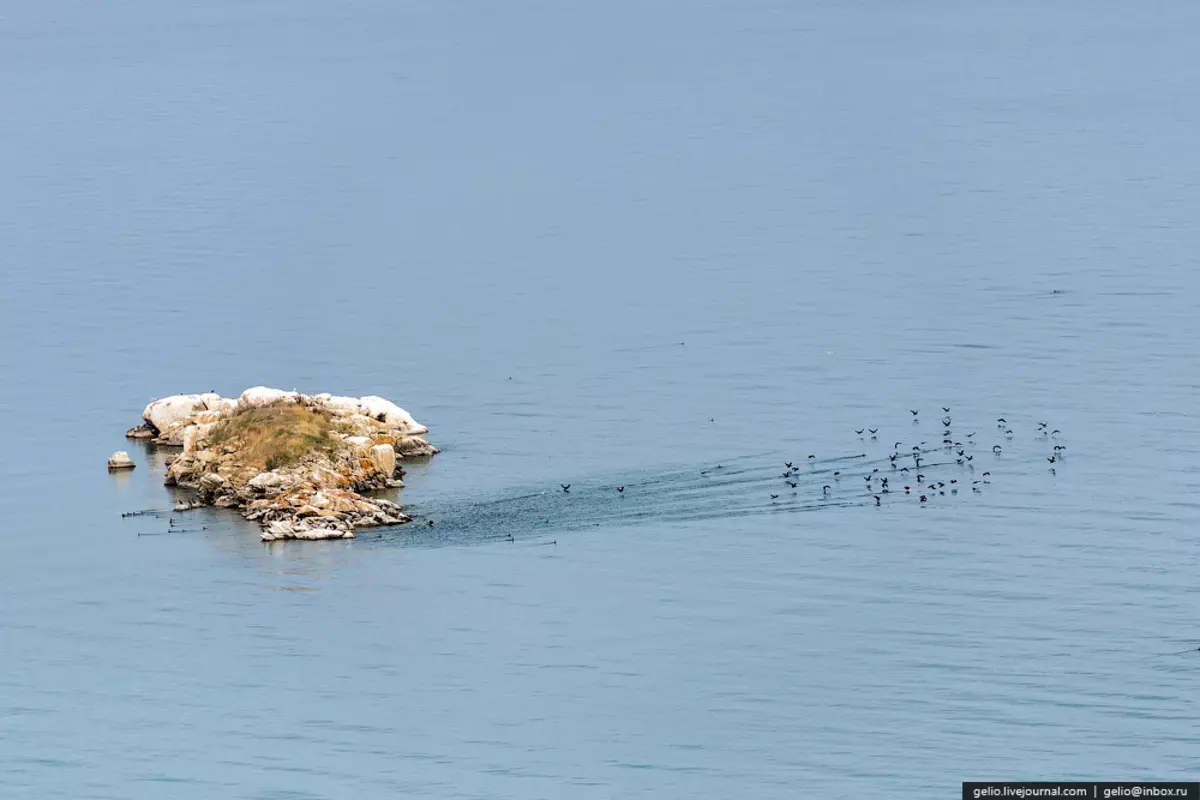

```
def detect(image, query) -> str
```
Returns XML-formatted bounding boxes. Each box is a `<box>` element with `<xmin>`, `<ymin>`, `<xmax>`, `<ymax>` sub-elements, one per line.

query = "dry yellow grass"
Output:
<box><xmin>208</xmin><ymin>402</ymin><xmax>342</xmax><ymax>472</ymax></box>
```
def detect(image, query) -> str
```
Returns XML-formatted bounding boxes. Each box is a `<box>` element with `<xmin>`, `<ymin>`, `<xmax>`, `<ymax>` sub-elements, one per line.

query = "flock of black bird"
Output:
<box><xmin>549</xmin><ymin>406</ymin><xmax>1067</xmax><ymax>512</ymax></box>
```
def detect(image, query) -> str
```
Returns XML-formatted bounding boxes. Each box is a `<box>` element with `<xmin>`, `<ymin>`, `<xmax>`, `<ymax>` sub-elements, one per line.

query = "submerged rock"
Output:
<box><xmin>107</xmin><ymin>451</ymin><xmax>136</xmax><ymax>470</ymax></box>
<box><xmin>125</xmin><ymin>387</ymin><xmax>435</xmax><ymax>539</ymax></box>
<box><xmin>262</xmin><ymin>525</ymin><xmax>354</xmax><ymax>542</ymax></box>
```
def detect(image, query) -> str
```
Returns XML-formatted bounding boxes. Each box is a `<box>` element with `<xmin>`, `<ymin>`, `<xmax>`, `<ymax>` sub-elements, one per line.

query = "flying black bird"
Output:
<box><xmin>561</xmin><ymin>484</ymin><xmax>571</xmax><ymax>492</ymax></box>
<box><xmin>785</xmin><ymin>462</ymin><xmax>794</xmax><ymax>469</ymax></box>
<box><xmin>917</xmin><ymin>474</ymin><xmax>925</xmax><ymax>482</ymax></box>
<box><xmin>982</xmin><ymin>472</ymin><xmax>991</xmax><ymax>477</ymax></box>
<box><xmin>855</xmin><ymin>429</ymin><xmax>864</xmax><ymax>435</ymax></box>
<box><xmin>880</xmin><ymin>477</ymin><xmax>889</xmax><ymax>487</ymax></box>
<box><xmin>1051</xmin><ymin>429</ymin><xmax>1061</xmax><ymax>436</ymax></box>
<box><xmin>956</xmin><ymin>458</ymin><xmax>964</xmax><ymax>465</ymax></box>
<box><xmin>904</xmin><ymin>486</ymin><xmax>911</xmax><ymax>493</ymax></box>
<box><xmin>889</xmin><ymin>454</ymin><xmax>898</xmax><ymax>463</ymax></box>
<box><xmin>911</xmin><ymin>409</ymin><xmax>919</xmax><ymax>416</ymax></box>
<box><xmin>942</xmin><ymin>407</ymin><xmax>950</xmax><ymax>413</ymax></box>
<box><xmin>993</xmin><ymin>445</ymin><xmax>1002</xmax><ymax>453</ymax></box>
<box><xmin>787</xmin><ymin>481</ymin><xmax>797</xmax><ymax>488</ymax></box>
<box><xmin>901</xmin><ymin>467</ymin><xmax>910</xmax><ymax>473</ymax></box>
<box><xmin>833</xmin><ymin>471</ymin><xmax>841</xmax><ymax>476</ymax></box>
<box><xmin>873</xmin><ymin>495</ymin><xmax>881</xmax><ymax>506</ymax></box>
<box><xmin>942</xmin><ymin>417</ymin><xmax>951</xmax><ymax>427</ymax></box>
<box><xmin>808</xmin><ymin>454</ymin><xmax>816</xmax><ymax>460</ymax></box>
<box><xmin>864</xmin><ymin>475</ymin><xmax>872</xmax><ymax>483</ymax></box>
<box><xmin>919</xmin><ymin>495</ymin><xmax>928</xmax><ymax>502</ymax></box>
<box><xmin>1047</xmin><ymin>456</ymin><xmax>1056</xmax><ymax>463</ymax></box>
<box><xmin>957</xmin><ymin>450</ymin><xmax>965</xmax><ymax>456</ymax></box>
<box><xmin>869</xmin><ymin>428</ymin><xmax>878</xmax><ymax>435</ymax></box>
<box><xmin>967</xmin><ymin>432</ymin><xmax>975</xmax><ymax>438</ymax></box>
<box><xmin>770</xmin><ymin>494</ymin><xmax>779</xmax><ymax>500</ymax></box>
<box><xmin>997</xmin><ymin>417</ymin><xmax>1006</xmax><ymax>423</ymax></box>
<box><xmin>966</xmin><ymin>455</ymin><xmax>974</xmax><ymax>461</ymax></box>
<box><xmin>1038</xmin><ymin>421</ymin><xmax>1048</xmax><ymax>429</ymax></box>
<box><xmin>822</xmin><ymin>485</ymin><xmax>831</xmax><ymax>494</ymax></box>
<box><xmin>617</xmin><ymin>486</ymin><xmax>625</xmax><ymax>493</ymax></box>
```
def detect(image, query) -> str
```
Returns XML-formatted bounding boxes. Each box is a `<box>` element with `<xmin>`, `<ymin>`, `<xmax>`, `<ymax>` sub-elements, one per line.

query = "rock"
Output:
<box><xmin>237</xmin><ymin>386</ymin><xmax>299</xmax><ymax>409</ymax></box>
<box><xmin>107</xmin><ymin>451</ymin><xmax>136</xmax><ymax>470</ymax></box>
<box><xmin>261</xmin><ymin>525</ymin><xmax>354</xmax><ymax>542</ymax></box>
<box><xmin>368</xmin><ymin>444</ymin><xmax>396</xmax><ymax>476</ymax></box>
<box><xmin>358</xmin><ymin>396</ymin><xmax>428</xmax><ymax>435</ymax></box>
<box><xmin>125</xmin><ymin>424</ymin><xmax>155</xmax><ymax>439</ymax></box>
<box><xmin>181</xmin><ymin>423</ymin><xmax>213</xmax><ymax>454</ymax></box>
<box><xmin>142</xmin><ymin>394</ymin><xmax>221</xmax><ymax>435</ymax></box>
<box><xmin>396</xmin><ymin>437</ymin><xmax>440</xmax><ymax>457</ymax></box>
<box><xmin>344</xmin><ymin>436</ymin><xmax>374</xmax><ymax>453</ymax></box>
<box><xmin>198</xmin><ymin>472</ymin><xmax>227</xmax><ymax>492</ymax></box>
<box><xmin>126</xmin><ymin>387</ymin><xmax>437</xmax><ymax>537</ymax></box>
<box><xmin>248</xmin><ymin>471</ymin><xmax>287</xmax><ymax>490</ymax></box>
<box><xmin>314</xmin><ymin>394</ymin><xmax>363</xmax><ymax>417</ymax></box>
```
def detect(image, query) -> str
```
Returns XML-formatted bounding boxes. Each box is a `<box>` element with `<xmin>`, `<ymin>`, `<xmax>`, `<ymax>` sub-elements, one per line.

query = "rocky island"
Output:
<box><xmin>125</xmin><ymin>387</ymin><xmax>437</xmax><ymax>541</ymax></box>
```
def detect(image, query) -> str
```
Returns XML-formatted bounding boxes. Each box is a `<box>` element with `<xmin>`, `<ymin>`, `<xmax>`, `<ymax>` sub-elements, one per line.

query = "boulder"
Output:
<box><xmin>237</xmin><ymin>386</ymin><xmax>299</xmax><ymax>409</ymax></box>
<box><xmin>199</xmin><ymin>472</ymin><xmax>227</xmax><ymax>492</ymax></box>
<box><xmin>125</xmin><ymin>424</ymin><xmax>155</xmax><ymax>439</ymax></box>
<box><xmin>181</xmin><ymin>423</ymin><xmax>213</xmax><ymax>454</ymax></box>
<box><xmin>142</xmin><ymin>394</ymin><xmax>216</xmax><ymax>434</ymax></box>
<box><xmin>248</xmin><ymin>471</ymin><xmax>287</xmax><ymax>490</ymax></box>
<box><xmin>368</xmin><ymin>444</ymin><xmax>396</xmax><ymax>476</ymax></box>
<box><xmin>359</xmin><ymin>396</ymin><xmax>428</xmax><ymax>435</ymax></box>
<box><xmin>261</xmin><ymin>524</ymin><xmax>354</xmax><ymax>542</ymax></box>
<box><xmin>315</xmin><ymin>394</ymin><xmax>363</xmax><ymax>417</ymax></box>
<box><xmin>107</xmin><ymin>451</ymin><xmax>136</xmax><ymax>470</ymax></box>
<box><xmin>344</xmin><ymin>436</ymin><xmax>374</xmax><ymax>452</ymax></box>
<box><xmin>396</xmin><ymin>437</ymin><xmax>439</xmax><ymax>457</ymax></box>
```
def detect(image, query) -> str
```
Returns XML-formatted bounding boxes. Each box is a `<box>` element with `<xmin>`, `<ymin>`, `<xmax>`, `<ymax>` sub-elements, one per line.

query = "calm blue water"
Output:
<box><xmin>4</xmin><ymin>2</ymin><xmax>1200</xmax><ymax>797</ymax></box>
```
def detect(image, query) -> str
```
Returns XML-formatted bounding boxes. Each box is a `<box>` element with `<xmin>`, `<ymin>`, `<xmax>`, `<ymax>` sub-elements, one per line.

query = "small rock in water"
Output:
<box><xmin>107</xmin><ymin>451</ymin><xmax>136</xmax><ymax>471</ymax></box>
<box><xmin>125</xmin><ymin>424</ymin><xmax>155</xmax><ymax>439</ymax></box>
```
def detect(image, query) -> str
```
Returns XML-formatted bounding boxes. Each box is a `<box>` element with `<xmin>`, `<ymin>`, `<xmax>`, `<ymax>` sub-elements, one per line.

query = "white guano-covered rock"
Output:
<box><xmin>358</xmin><ymin>396</ymin><xmax>428</xmax><ymax>435</ymax></box>
<box><xmin>142</xmin><ymin>394</ymin><xmax>213</xmax><ymax>434</ymax></box>
<box><xmin>238</xmin><ymin>386</ymin><xmax>300</xmax><ymax>409</ymax></box>
<box><xmin>318</xmin><ymin>394</ymin><xmax>364</xmax><ymax>417</ymax></box>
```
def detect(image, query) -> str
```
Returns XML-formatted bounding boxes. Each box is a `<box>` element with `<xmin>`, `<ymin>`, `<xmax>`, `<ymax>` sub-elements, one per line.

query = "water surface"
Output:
<box><xmin>3</xmin><ymin>2</ymin><xmax>1200</xmax><ymax>797</ymax></box>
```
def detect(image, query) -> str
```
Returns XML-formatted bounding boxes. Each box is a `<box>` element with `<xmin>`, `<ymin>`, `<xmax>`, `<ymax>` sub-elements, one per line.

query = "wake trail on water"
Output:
<box><xmin>361</xmin><ymin>428</ymin><xmax>1058</xmax><ymax>548</ymax></box>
